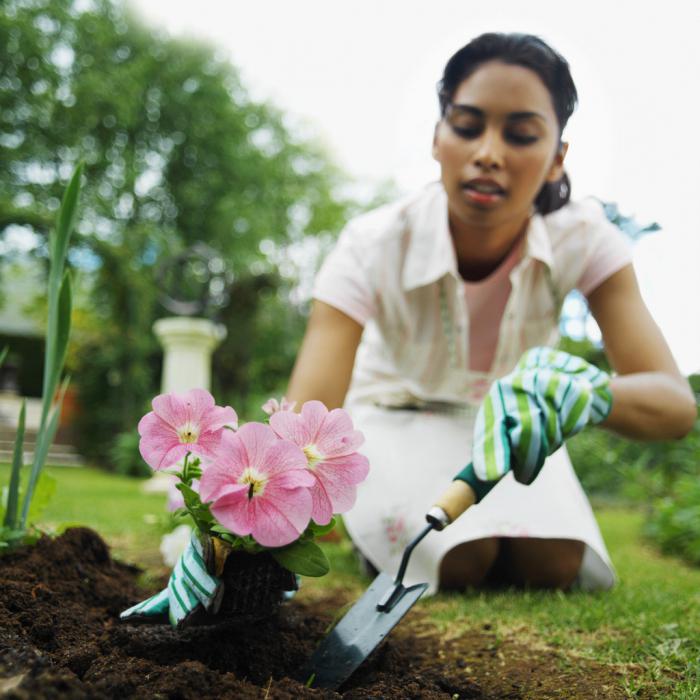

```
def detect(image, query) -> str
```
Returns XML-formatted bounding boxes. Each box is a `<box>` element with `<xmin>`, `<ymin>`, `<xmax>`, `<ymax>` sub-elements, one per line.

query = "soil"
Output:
<box><xmin>0</xmin><ymin>528</ymin><xmax>631</xmax><ymax>699</ymax></box>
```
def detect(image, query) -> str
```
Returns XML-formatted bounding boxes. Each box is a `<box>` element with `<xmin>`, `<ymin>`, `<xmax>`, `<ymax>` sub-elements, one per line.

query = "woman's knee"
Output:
<box><xmin>504</xmin><ymin>537</ymin><xmax>585</xmax><ymax>590</ymax></box>
<box><xmin>439</xmin><ymin>537</ymin><xmax>500</xmax><ymax>591</ymax></box>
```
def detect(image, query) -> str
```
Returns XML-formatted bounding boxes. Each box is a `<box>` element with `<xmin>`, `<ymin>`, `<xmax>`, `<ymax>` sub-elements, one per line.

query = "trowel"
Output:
<box><xmin>299</xmin><ymin>464</ymin><xmax>489</xmax><ymax>690</ymax></box>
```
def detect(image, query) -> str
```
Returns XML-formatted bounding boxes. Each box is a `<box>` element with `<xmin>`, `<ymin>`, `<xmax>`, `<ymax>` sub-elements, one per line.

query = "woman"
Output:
<box><xmin>284</xmin><ymin>33</ymin><xmax>696</xmax><ymax>594</ymax></box>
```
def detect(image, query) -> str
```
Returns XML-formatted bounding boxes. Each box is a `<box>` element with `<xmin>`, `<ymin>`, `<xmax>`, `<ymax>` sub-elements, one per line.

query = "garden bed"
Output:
<box><xmin>0</xmin><ymin>528</ymin><xmax>628</xmax><ymax>698</ymax></box>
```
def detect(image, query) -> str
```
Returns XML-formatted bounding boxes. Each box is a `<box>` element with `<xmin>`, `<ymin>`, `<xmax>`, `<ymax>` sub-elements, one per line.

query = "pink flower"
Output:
<box><xmin>198</xmin><ymin>423</ymin><xmax>315</xmax><ymax>547</ymax></box>
<box><xmin>269</xmin><ymin>401</ymin><xmax>370</xmax><ymax>525</ymax></box>
<box><xmin>262</xmin><ymin>396</ymin><xmax>297</xmax><ymax>416</ymax></box>
<box><xmin>138</xmin><ymin>389</ymin><xmax>238</xmax><ymax>471</ymax></box>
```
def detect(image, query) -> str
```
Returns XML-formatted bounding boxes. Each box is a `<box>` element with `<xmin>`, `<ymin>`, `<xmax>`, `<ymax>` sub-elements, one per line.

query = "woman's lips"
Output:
<box><xmin>461</xmin><ymin>184</ymin><xmax>506</xmax><ymax>206</ymax></box>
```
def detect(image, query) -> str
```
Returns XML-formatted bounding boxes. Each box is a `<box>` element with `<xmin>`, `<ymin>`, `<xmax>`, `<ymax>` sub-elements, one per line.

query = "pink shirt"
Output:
<box><xmin>313</xmin><ymin>182</ymin><xmax>633</xmax><ymax>407</ymax></box>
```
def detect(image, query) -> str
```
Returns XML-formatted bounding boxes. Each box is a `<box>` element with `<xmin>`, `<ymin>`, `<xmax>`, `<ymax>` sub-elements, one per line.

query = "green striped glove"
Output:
<box><xmin>120</xmin><ymin>531</ymin><xmax>223</xmax><ymax>628</ymax></box>
<box><xmin>456</xmin><ymin>347</ymin><xmax>613</xmax><ymax>501</ymax></box>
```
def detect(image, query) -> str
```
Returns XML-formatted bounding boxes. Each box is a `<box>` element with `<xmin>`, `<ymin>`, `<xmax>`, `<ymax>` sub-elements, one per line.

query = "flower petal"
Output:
<box><xmin>210</xmin><ymin>490</ymin><xmax>254</xmax><ymax>537</ymax></box>
<box><xmin>315</xmin><ymin>408</ymin><xmax>364</xmax><ymax>456</ymax></box>
<box><xmin>261</xmin><ymin>439</ymin><xmax>308</xmax><ymax>478</ymax></box>
<box><xmin>299</xmin><ymin>400</ymin><xmax>328</xmax><ymax>442</ymax></box>
<box><xmin>237</xmin><ymin>422</ymin><xmax>279</xmax><ymax>472</ymax></box>
<box><xmin>312</xmin><ymin>452</ymin><xmax>370</xmax><ymax>514</ymax></box>
<box><xmin>269</xmin><ymin>410</ymin><xmax>312</xmax><ymax>447</ymax></box>
<box><xmin>152</xmin><ymin>389</ymin><xmax>215</xmax><ymax>429</ymax></box>
<box><xmin>200</xmin><ymin>405</ymin><xmax>238</xmax><ymax>432</ymax></box>
<box><xmin>251</xmin><ymin>487</ymin><xmax>312</xmax><ymax>547</ymax></box>
<box><xmin>309</xmin><ymin>479</ymin><xmax>334</xmax><ymax>525</ymax></box>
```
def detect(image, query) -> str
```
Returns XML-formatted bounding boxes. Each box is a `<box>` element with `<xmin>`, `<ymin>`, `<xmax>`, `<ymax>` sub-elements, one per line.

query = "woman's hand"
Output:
<box><xmin>468</xmin><ymin>347</ymin><xmax>613</xmax><ymax>490</ymax></box>
<box><xmin>285</xmin><ymin>300</ymin><xmax>364</xmax><ymax>410</ymax></box>
<box><xmin>587</xmin><ymin>265</ymin><xmax>696</xmax><ymax>440</ymax></box>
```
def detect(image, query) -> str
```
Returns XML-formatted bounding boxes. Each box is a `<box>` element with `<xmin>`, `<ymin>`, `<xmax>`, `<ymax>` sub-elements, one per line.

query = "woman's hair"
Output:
<box><xmin>437</xmin><ymin>33</ymin><xmax>578</xmax><ymax>215</ymax></box>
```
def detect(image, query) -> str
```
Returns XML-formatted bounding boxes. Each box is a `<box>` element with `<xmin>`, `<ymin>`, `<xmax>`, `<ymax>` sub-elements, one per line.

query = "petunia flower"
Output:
<box><xmin>269</xmin><ymin>400</ymin><xmax>370</xmax><ymax>525</ymax></box>
<box><xmin>262</xmin><ymin>396</ymin><xmax>297</xmax><ymax>416</ymax></box>
<box><xmin>198</xmin><ymin>423</ymin><xmax>315</xmax><ymax>548</ymax></box>
<box><xmin>138</xmin><ymin>388</ymin><xmax>238</xmax><ymax>471</ymax></box>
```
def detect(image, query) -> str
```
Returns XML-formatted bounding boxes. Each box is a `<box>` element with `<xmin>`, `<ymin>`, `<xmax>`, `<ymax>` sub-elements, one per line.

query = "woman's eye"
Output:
<box><xmin>451</xmin><ymin>125</ymin><xmax>481</xmax><ymax>139</ymax></box>
<box><xmin>505</xmin><ymin>132</ymin><xmax>538</xmax><ymax>145</ymax></box>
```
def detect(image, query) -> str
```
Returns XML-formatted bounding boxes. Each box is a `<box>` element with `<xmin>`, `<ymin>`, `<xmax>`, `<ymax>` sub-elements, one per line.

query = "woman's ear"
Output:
<box><xmin>431</xmin><ymin>121</ymin><xmax>441</xmax><ymax>161</ymax></box>
<box><xmin>546</xmin><ymin>141</ymin><xmax>569</xmax><ymax>183</ymax></box>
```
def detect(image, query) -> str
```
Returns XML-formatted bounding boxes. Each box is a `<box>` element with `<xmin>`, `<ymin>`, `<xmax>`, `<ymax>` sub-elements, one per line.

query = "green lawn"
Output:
<box><xmin>1</xmin><ymin>464</ymin><xmax>176</xmax><ymax>572</ymax></box>
<box><xmin>3</xmin><ymin>464</ymin><xmax>699</xmax><ymax>697</ymax></box>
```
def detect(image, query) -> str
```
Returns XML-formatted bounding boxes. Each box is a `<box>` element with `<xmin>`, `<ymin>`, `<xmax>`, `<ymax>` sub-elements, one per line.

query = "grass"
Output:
<box><xmin>2</xmin><ymin>463</ymin><xmax>699</xmax><ymax>697</ymax></box>
<box><xmin>1</xmin><ymin>464</ymin><xmax>176</xmax><ymax>571</ymax></box>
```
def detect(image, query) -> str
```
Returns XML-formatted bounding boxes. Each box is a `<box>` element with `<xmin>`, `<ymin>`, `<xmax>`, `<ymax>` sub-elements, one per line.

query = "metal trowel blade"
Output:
<box><xmin>298</xmin><ymin>572</ymin><xmax>428</xmax><ymax>690</ymax></box>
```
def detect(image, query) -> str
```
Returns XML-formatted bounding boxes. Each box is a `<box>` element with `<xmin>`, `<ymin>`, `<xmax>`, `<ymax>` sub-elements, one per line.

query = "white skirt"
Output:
<box><xmin>343</xmin><ymin>402</ymin><xmax>616</xmax><ymax>595</ymax></box>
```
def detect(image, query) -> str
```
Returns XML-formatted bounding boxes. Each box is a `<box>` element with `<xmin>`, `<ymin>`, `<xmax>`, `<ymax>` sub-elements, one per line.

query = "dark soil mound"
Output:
<box><xmin>0</xmin><ymin>528</ymin><xmax>627</xmax><ymax>698</ymax></box>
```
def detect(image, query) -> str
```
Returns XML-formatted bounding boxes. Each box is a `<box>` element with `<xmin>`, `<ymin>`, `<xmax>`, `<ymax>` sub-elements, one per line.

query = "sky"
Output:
<box><xmin>131</xmin><ymin>0</ymin><xmax>700</xmax><ymax>374</ymax></box>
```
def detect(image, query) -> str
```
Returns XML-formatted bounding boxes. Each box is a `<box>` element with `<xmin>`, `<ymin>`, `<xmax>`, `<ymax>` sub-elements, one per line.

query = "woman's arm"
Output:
<box><xmin>587</xmin><ymin>264</ymin><xmax>696</xmax><ymax>440</ymax></box>
<box><xmin>285</xmin><ymin>300</ymin><xmax>364</xmax><ymax>409</ymax></box>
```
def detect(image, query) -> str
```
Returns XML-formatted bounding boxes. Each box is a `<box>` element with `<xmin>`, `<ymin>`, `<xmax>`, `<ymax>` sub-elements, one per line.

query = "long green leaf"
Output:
<box><xmin>39</xmin><ymin>163</ymin><xmax>82</xmax><ymax>432</ymax></box>
<box><xmin>0</xmin><ymin>346</ymin><xmax>7</xmax><ymax>367</ymax></box>
<box><xmin>20</xmin><ymin>377</ymin><xmax>69</xmax><ymax>528</ymax></box>
<box><xmin>46</xmin><ymin>271</ymin><xmax>72</xmax><ymax>400</ymax></box>
<box><xmin>3</xmin><ymin>400</ymin><xmax>26</xmax><ymax>529</ymax></box>
<box><xmin>52</xmin><ymin>162</ymin><xmax>83</xmax><ymax>282</ymax></box>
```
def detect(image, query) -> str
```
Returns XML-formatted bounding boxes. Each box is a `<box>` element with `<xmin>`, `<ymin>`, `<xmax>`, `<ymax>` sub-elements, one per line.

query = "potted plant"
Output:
<box><xmin>121</xmin><ymin>390</ymin><xmax>370</xmax><ymax>627</ymax></box>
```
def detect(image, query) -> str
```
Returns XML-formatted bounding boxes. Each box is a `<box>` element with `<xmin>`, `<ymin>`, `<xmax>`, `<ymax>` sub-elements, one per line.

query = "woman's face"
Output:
<box><xmin>433</xmin><ymin>60</ymin><xmax>567</xmax><ymax>235</ymax></box>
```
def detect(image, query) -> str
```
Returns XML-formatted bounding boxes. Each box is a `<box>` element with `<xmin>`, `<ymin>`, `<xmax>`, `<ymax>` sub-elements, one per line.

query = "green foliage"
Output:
<box><xmin>19</xmin><ymin>162</ymin><xmax>82</xmax><ymax>527</ymax></box>
<box><xmin>3</xmin><ymin>399</ymin><xmax>25</xmax><ymax>530</ymax></box>
<box><xmin>646</xmin><ymin>475</ymin><xmax>700</xmax><ymax>565</ymax></box>
<box><xmin>271</xmin><ymin>538</ymin><xmax>330</xmax><ymax>577</ymax></box>
<box><xmin>568</xmin><ymin>372</ymin><xmax>700</xmax><ymax>566</ymax></box>
<box><xmin>1</xmin><ymin>472</ymin><xmax>57</xmax><ymax>550</ymax></box>
<box><xmin>1</xmin><ymin>164</ymin><xmax>82</xmax><ymax>548</ymax></box>
<box><xmin>1</xmin><ymin>0</ymin><xmax>362</xmax><ymax>469</ymax></box>
<box><xmin>109</xmin><ymin>430</ymin><xmax>150</xmax><ymax>477</ymax></box>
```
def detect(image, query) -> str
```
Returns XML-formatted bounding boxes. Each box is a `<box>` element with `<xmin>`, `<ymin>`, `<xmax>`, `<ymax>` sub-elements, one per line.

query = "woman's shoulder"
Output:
<box><xmin>540</xmin><ymin>197</ymin><xmax>633</xmax><ymax>295</ymax></box>
<box><xmin>341</xmin><ymin>182</ymin><xmax>445</xmax><ymax>248</ymax></box>
<box><xmin>542</xmin><ymin>196</ymin><xmax>613</xmax><ymax>235</ymax></box>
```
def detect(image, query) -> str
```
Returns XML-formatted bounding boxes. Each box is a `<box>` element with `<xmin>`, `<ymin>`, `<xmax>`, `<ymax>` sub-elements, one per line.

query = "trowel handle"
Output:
<box><xmin>426</xmin><ymin>462</ymin><xmax>495</xmax><ymax>531</ymax></box>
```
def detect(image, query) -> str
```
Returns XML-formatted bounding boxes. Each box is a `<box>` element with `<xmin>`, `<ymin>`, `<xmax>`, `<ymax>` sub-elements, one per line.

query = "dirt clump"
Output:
<box><xmin>0</xmin><ymin>528</ymin><xmax>628</xmax><ymax>698</ymax></box>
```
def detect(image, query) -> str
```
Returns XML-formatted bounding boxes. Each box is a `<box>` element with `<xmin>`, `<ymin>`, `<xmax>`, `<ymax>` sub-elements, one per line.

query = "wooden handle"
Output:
<box><xmin>433</xmin><ymin>480</ymin><xmax>477</xmax><ymax>524</ymax></box>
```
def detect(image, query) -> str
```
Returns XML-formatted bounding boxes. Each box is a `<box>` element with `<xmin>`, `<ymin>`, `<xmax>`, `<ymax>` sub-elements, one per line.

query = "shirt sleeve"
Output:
<box><xmin>576</xmin><ymin>201</ymin><xmax>635</xmax><ymax>297</ymax></box>
<box><xmin>312</xmin><ymin>222</ymin><xmax>377</xmax><ymax>326</ymax></box>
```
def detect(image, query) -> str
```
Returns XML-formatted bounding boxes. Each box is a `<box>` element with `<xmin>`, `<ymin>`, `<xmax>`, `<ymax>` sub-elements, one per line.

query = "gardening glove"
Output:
<box><xmin>455</xmin><ymin>347</ymin><xmax>613</xmax><ymax>501</ymax></box>
<box><xmin>120</xmin><ymin>530</ymin><xmax>226</xmax><ymax>629</ymax></box>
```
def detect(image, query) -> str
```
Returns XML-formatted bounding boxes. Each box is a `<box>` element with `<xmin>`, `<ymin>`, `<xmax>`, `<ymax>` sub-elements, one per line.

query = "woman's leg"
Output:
<box><xmin>439</xmin><ymin>537</ymin><xmax>585</xmax><ymax>591</ymax></box>
<box><xmin>439</xmin><ymin>537</ymin><xmax>500</xmax><ymax>590</ymax></box>
<box><xmin>500</xmin><ymin>537</ymin><xmax>585</xmax><ymax>589</ymax></box>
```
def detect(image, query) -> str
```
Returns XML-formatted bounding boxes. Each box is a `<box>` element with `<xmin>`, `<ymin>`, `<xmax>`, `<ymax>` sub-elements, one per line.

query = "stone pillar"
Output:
<box><xmin>153</xmin><ymin>317</ymin><xmax>226</xmax><ymax>394</ymax></box>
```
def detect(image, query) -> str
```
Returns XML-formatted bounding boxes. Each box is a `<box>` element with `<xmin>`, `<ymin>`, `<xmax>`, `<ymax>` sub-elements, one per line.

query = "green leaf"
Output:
<box><xmin>3</xmin><ymin>400</ymin><xmax>26</xmax><ymax>529</ymax></box>
<box><xmin>53</xmin><ymin>162</ymin><xmax>83</xmax><ymax>271</ymax></box>
<box><xmin>271</xmin><ymin>539</ymin><xmax>330</xmax><ymax>577</ymax></box>
<box><xmin>48</xmin><ymin>271</ymin><xmax>72</xmax><ymax>396</ymax></box>
<box><xmin>210</xmin><ymin>524</ymin><xmax>235</xmax><ymax>536</ymax></box>
<box><xmin>20</xmin><ymin>378</ymin><xmax>68</xmax><ymax>528</ymax></box>
<box><xmin>0</xmin><ymin>346</ymin><xmax>7</xmax><ymax>367</ymax></box>
<box><xmin>308</xmin><ymin>517</ymin><xmax>336</xmax><ymax>537</ymax></box>
<box><xmin>176</xmin><ymin>481</ymin><xmax>202</xmax><ymax>509</ymax></box>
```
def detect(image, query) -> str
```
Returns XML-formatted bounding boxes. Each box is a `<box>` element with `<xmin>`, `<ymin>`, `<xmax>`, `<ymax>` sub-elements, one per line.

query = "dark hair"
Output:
<box><xmin>437</xmin><ymin>33</ymin><xmax>578</xmax><ymax>215</ymax></box>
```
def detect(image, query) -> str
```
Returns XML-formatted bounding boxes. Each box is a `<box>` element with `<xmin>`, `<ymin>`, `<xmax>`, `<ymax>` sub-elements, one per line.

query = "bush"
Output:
<box><xmin>645</xmin><ymin>475</ymin><xmax>700</xmax><ymax>565</ymax></box>
<box><xmin>569</xmin><ymin>373</ymin><xmax>700</xmax><ymax>566</ymax></box>
<box><xmin>109</xmin><ymin>430</ymin><xmax>151</xmax><ymax>478</ymax></box>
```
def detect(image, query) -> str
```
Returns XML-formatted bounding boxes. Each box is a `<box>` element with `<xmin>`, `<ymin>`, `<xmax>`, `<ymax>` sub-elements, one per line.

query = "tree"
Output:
<box><xmin>1</xmin><ymin>0</ymin><xmax>359</xmax><ymax>465</ymax></box>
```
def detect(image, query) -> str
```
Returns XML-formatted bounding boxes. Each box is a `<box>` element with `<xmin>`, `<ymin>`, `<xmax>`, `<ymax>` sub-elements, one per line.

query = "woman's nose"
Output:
<box><xmin>472</xmin><ymin>130</ymin><xmax>504</xmax><ymax>171</ymax></box>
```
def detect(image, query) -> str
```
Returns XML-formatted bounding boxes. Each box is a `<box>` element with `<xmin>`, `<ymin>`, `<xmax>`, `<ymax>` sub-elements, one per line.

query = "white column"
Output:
<box><xmin>153</xmin><ymin>317</ymin><xmax>226</xmax><ymax>394</ymax></box>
